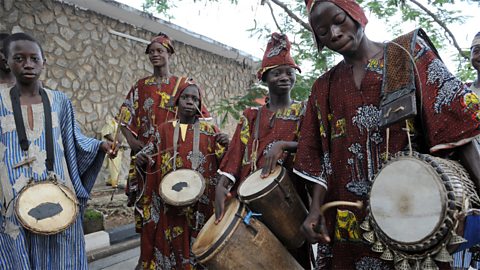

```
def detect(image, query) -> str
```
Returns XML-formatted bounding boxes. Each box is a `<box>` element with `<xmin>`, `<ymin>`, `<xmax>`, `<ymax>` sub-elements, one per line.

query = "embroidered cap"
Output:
<box><xmin>257</xmin><ymin>33</ymin><xmax>301</xmax><ymax>81</ymax></box>
<box><xmin>145</xmin><ymin>32</ymin><xmax>175</xmax><ymax>54</ymax></box>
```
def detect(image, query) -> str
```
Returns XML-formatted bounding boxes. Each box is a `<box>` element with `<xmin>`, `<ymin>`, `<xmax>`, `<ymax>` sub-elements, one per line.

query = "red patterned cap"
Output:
<box><xmin>257</xmin><ymin>33</ymin><xmax>301</xmax><ymax>80</ymax></box>
<box><xmin>145</xmin><ymin>32</ymin><xmax>175</xmax><ymax>54</ymax></box>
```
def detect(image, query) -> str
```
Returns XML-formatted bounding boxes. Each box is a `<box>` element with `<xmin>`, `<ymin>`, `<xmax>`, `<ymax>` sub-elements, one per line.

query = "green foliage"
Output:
<box><xmin>84</xmin><ymin>208</ymin><xmax>103</xmax><ymax>220</ymax></box>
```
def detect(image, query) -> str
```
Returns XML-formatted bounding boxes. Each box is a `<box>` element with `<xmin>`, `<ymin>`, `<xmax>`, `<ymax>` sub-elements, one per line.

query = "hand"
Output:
<box><xmin>101</xmin><ymin>141</ymin><xmax>119</xmax><ymax>159</ymax></box>
<box><xmin>135</xmin><ymin>153</ymin><xmax>149</xmax><ymax>168</ymax></box>
<box><xmin>214</xmin><ymin>178</ymin><xmax>233</xmax><ymax>224</ymax></box>
<box><xmin>261</xmin><ymin>141</ymin><xmax>285</xmax><ymax>178</ymax></box>
<box><xmin>215</xmin><ymin>133</ymin><xmax>230</xmax><ymax>147</ymax></box>
<box><xmin>301</xmin><ymin>209</ymin><xmax>330</xmax><ymax>244</ymax></box>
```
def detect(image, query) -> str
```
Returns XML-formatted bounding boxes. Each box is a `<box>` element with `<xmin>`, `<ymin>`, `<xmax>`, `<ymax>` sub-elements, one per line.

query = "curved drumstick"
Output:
<box><xmin>313</xmin><ymin>200</ymin><xmax>363</xmax><ymax>234</ymax></box>
<box><xmin>112</xmin><ymin>107</ymin><xmax>127</xmax><ymax>150</ymax></box>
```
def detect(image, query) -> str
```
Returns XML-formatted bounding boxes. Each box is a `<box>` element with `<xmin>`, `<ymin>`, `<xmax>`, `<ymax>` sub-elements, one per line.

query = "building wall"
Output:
<box><xmin>0</xmin><ymin>0</ymin><xmax>256</xmax><ymax>137</ymax></box>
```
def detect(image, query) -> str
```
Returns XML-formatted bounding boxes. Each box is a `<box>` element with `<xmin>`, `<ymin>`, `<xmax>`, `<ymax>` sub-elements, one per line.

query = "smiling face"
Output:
<box><xmin>472</xmin><ymin>45</ymin><xmax>480</xmax><ymax>72</ymax></box>
<box><xmin>147</xmin><ymin>42</ymin><xmax>171</xmax><ymax>68</ymax></box>
<box><xmin>7</xmin><ymin>40</ymin><xmax>44</xmax><ymax>85</ymax></box>
<box><xmin>309</xmin><ymin>1</ymin><xmax>365</xmax><ymax>56</ymax></box>
<box><xmin>265</xmin><ymin>65</ymin><xmax>296</xmax><ymax>95</ymax></box>
<box><xmin>177</xmin><ymin>85</ymin><xmax>200</xmax><ymax>120</ymax></box>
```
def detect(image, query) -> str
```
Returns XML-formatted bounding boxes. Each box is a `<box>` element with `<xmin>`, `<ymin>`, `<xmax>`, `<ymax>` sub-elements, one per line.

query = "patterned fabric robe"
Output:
<box><xmin>0</xmin><ymin>87</ymin><xmax>104</xmax><ymax>270</ymax></box>
<box><xmin>218</xmin><ymin>100</ymin><xmax>312</xmax><ymax>269</ymax></box>
<box><xmin>294</xmin><ymin>36</ymin><xmax>480</xmax><ymax>269</ymax></box>
<box><xmin>139</xmin><ymin>120</ymin><xmax>225</xmax><ymax>270</ymax></box>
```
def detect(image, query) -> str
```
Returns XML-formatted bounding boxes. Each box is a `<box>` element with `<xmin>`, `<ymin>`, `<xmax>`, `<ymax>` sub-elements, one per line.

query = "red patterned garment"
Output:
<box><xmin>294</xmin><ymin>36</ymin><xmax>480</xmax><ymax>269</ymax></box>
<box><xmin>218</xmin><ymin>100</ymin><xmax>312</xmax><ymax>269</ymax></box>
<box><xmin>120</xmin><ymin>76</ymin><xmax>211</xmax><ymax>232</ymax></box>
<box><xmin>139</xmin><ymin>120</ymin><xmax>225</xmax><ymax>270</ymax></box>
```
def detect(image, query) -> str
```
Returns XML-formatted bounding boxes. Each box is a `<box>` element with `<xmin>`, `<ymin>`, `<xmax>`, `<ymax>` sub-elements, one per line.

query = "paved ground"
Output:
<box><xmin>89</xmin><ymin>247</ymin><xmax>139</xmax><ymax>270</ymax></box>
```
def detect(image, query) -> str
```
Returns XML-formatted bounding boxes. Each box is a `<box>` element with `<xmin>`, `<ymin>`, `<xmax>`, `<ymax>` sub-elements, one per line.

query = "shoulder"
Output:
<box><xmin>199</xmin><ymin>120</ymin><xmax>217</xmax><ymax>135</ymax></box>
<box><xmin>44</xmin><ymin>88</ymin><xmax>70</xmax><ymax>104</ymax></box>
<box><xmin>242</xmin><ymin>106</ymin><xmax>261</xmax><ymax>120</ymax></box>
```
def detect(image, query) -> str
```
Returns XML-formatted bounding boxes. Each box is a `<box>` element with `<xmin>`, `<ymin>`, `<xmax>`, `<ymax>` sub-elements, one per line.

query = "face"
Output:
<box><xmin>309</xmin><ymin>2</ymin><xmax>364</xmax><ymax>55</ymax></box>
<box><xmin>472</xmin><ymin>45</ymin><xmax>480</xmax><ymax>72</ymax></box>
<box><xmin>0</xmin><ymin>48</ymin><xmax>9</xmax><ymax>73</ymax></box>
<box><xmin>7</xmin><ymin>40</ymin><xmax>44</xmax><ymax>84</ymax></box>
<box><xmin>177</xmin><ymin>85</ymin><xmax>200</xmax><ymax>118</ymax></box>
<box><xmin>147</xmin><ymin>42</ymin><xmax>171</xmax><ymax>67</ymax></box>
<box><xmin>265</xmin><ymin>65</ymin><xmax>296</xmax><ymax>95</ymax></box>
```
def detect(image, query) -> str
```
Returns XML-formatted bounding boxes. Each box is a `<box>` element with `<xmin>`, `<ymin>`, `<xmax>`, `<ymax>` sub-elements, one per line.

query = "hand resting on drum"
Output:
<box><xmin>301</xmin><ymin>209</ymin><xmax>330</xmax><ymax>244</ymax></box>
<box><xmin>214</xmin><ymin>176</ymin><xmax>233</xmax><ymax>224</ymax></box>
<box><xmin>261</xmin><ymin>141</ymin><xmax>298</xmax><ymax>178</ymax></box>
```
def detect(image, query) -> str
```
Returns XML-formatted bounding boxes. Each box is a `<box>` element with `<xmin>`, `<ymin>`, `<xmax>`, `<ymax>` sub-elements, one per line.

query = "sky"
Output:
<box><xmin>117</xmin><ymin>0</ymin><xmax>479</xmax><ymax>71</ymax></box>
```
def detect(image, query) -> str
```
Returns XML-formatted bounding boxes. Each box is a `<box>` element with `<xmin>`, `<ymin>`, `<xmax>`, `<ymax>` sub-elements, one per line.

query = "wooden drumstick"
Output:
<box><xmin>111</xmin><ymin>107</ymin><xmax>127</xmax><ymax>150</ymax></box>
<box><xmin>313</xmin><ymin>200</ymin><xmax>363</xmax><ymax>234</ymax></box>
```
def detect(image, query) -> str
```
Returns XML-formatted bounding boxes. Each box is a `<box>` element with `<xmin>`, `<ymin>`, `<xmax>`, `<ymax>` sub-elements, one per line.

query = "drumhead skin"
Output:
<box><xmin>15</xmin><ymin>182</ymin><xmax>78</xmax><ymax>235</ymax></box>
<box><xmin>238</xmin><ymin>166</ymin><xmax>283</xmax><ymax>200</ymax></box>
<box><xmin>370</xmin><ymin>156</ymin><xmax>446</xmax><ymax>244</ymax></box>
<box><xmin>159</xmin><ymin>169</ymin><xmax>205</xmax><ymax>206</ymax></box>
<box><xmin>192</xmin><ymin>199</ymin><xmax>242</xmax><ymax>260</ymax></box>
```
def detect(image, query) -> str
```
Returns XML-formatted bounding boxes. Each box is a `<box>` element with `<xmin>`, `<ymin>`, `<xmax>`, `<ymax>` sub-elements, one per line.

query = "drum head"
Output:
<box><xmin>192</xmin><ymin>199</ymin><xmax>243</xmax><ymax>260</ymax></box>
<box><xmin>238</xmin><ymin>166</ymin><xmax>283</xmax><ymax>199</ymax></box>
<box><xmin>370</xmin><ymin>157</ymin><xmax>446</xmax><ymax>244</ymax></box>
<box><xmin>159</xmin><ymin>169</ymin><xmax>205</xmax><ymax>206</ymax></box>
<box><xmin>15</xmin><ymin>182</ymin><xmax>78</xmax><ymax>235</ymax></box>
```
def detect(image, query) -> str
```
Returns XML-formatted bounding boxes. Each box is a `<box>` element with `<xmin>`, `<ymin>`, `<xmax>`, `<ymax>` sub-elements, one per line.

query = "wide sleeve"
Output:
<box><xmin>412</xmin><ymin>37</ymin><xmax>480</xmax><ymax>152</ymax></box>
<box><xmin>120</xmin><ymin>81</ymin><xmax>141</xmax><ymax>137</ymax></box>
<box><xmin>59</xmin><ymin>93</ymin><xmax>104</xmax><ymax>200</ymax></box>
<box><xmin>217</xmin><ymin>110</ymin><xmax>252</xmax><ymax>183</ymax></box>
<box><xmin>293</xmin><ymin>83</ymin><xmax>329</xmax><ymax>189</ymax></box>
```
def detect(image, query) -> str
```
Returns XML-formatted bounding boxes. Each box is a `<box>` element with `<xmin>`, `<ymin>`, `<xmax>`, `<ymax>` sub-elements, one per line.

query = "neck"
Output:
<box><xmin>17</xmin><ymin>81</ymin><xmax>41</xmax><ymax>97</ymax></box>
<box><xmin>0</xmin><ymin>71</ymin><xmax>15</xmax><ymax>85</ymax></box>
<box><xmin>178</xmin><ymin>115</ymin><xmax>196</xmax><ymax>125</ymax></box>
<box><xmin>153</xmin><ymin>66</ymin><xmax>170</xmax><ymax>80</ymax></box>
<box><xmin>475</xmin><ymin>72</ymin><xmax>480</xmax><ymax>88</ymax></box>
<box><xmin>343</xmin><ymin>37</ymin><xmax>382</xmax><ymax>66</ymax></box>
<box><xmin>268</xmin><ymin>93</ymin><xmax>292</xmax><ymax>111</ymax></box>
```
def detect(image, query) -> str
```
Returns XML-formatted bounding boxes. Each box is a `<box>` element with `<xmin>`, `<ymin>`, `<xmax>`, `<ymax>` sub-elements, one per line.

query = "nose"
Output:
<box><xmin>23</xmin><ymin>58</ymin><xmax>36</xmax><ymax>69</ymax></box>
<box><xmin>330</xmin><ymin>25</ymin><xmax>342</xmax><ymax>41</ymax></box>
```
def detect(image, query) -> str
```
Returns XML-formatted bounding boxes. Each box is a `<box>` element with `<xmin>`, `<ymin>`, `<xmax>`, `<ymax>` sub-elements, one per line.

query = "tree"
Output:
<box><xmin>142</xmin><ymin>0</ymin><xmax>478</xmax><ymax>126</ymax></box>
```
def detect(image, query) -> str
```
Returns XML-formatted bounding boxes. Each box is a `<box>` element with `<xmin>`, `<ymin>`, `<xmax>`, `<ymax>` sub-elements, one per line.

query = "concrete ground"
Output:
<box><xmin>88</xmin><ymin>247</ymin><xmax>139</xmax><ymax>270</ymax></box>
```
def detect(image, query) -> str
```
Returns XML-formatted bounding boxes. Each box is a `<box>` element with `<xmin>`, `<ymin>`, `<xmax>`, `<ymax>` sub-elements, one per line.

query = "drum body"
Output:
<box><xmin>159</xmin><ymin>169</ymin><xmax>205</xmax><ymax>207</ymax></box>
<box><xmin>237</xmin><ymin>166</ymin><xmax>307</xmax><ymax>249</ymax></box>
<box><xmin>191</xmin><ymin>199</ymin><xmax>303</xmax><ymax>270</ymax></box>
<box><xmin>15</xmin><ymin>181</ymin><xmax>79</xmax><ymax>235</ymax></box>
<box><xmin>365</xmin><ymin>152</ymin><xmax>480</xmax><ymax>262</ymax></box>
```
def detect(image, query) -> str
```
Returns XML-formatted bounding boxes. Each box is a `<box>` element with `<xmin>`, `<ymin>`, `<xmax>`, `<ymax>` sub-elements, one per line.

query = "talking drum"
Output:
<box><xmin>237</xmin><ymin>166</ymin><xmax>307</xmax><ymax>249</ymax></box>
<box><xmin>159</xmin><ymin>169</ymin><xmax>205</xmax><ymax>207</ymax></box>
<box><xmin>191</xmin><ymin>199</ymin><xmax>303</xmax><ymax>269</ymax></box>
<box><xmin>15</xmin><ymin>181</ymin><xmax>79</xmax><ymax>235</ymax></box>
<box><xmin>362</xmin><ymin>152</ymin><xmax>480</xmax><ymax>266</ymax></box>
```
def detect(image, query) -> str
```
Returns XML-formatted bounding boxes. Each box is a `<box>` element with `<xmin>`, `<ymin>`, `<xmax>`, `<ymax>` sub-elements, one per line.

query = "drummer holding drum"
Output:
<box><xmin>214</xmin><ymin>33</ymin><xmax>312</xmax><ymax>269</ymax></box>
<box><xmin>134</xmin><ymin>78</ymin><xmax>229</xmax><ymax>270</ymax></box>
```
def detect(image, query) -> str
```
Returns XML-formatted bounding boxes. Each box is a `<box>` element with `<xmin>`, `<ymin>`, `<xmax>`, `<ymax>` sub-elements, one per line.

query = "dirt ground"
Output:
<box><xmin>87</xmin><ymin>187</ymin><xmax>135</xmax><ymax>230</ymax></box>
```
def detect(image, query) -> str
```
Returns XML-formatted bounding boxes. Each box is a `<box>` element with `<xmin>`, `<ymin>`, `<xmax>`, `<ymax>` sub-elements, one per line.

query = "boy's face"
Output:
<box><xmin>177</xmin><ymin>85</ymin><xmax>200</xmax><ymax>118</ymax></box>
<box><xmin>147</xmin><ymin>42</ymin><xmax>170</xmax><ymax>68</ymax></box>
<box><xmin>265</xmin><ymin>65</ymin><xmax>296</xmax><ymax>95</ymax></box>
<box><xmin>472</xmin><ymin>45</ymin><xmax>480</xmax><ymax>72</ymax></box>
<box><xmin>7</xmin><ymin>40</ymin><xmax>44</xmax><ymax>84</ymax></box>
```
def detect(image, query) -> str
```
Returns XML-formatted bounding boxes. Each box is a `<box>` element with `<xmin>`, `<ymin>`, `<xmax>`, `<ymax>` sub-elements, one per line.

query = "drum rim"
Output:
<box><xmin>14</xmin><ymin>181</ymin><xmax>79</xmax><ymax>235</ymax></box>
<box><xmin>367</xmin><ymin>152</ymin><xmax>456</xmax><ymax>252</ymax></box>
<box><xmin>238</xmin><ymin>166</ymin><xmax>286</xmax><ymax>203</ymax></box>
<box><xmin>193</xmin><ymin>200</ymin><xmax>245</xmax><ymax>262</ymax></box>
<box><xmin>159</xmin><ymin>169</ymin><xmax>206</xmax><ymax>207</ymax></box>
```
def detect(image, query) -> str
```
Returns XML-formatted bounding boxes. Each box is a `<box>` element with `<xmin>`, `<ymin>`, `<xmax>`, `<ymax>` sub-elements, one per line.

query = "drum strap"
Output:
<box><xmin>172</xmin><ymin>120</ymin><xmax>201</xmax><ymax>171</ymax></box>
<box><xmin>250</xmin><ymin>107</ymin><xmax>262</xmax><ymax>172</ymax></box>
<box><xmin>10</xmin><ymin>86</ymin><xmax>54</xmax><ymax>172</ymax></box>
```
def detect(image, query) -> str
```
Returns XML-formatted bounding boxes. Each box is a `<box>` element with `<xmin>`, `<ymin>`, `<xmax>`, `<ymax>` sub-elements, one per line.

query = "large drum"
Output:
<box><xmin>237</xmin><ymin>166</ymin><xmax>307</xmax><ymax>249</ymax></box>
<box><xmin>192</xmin><ymin>199</ymin><xmax>303</xmax><ymax>269</ymax></box>
<box><xmin>159</xmin><ymin>169</ymin><xmax>205</xmax><ymax>207</ymax></box>
<box><xmin>363</xmin><ymin>151</ymin><xmax>480</xmax><ymax>265</ymax></box>
<box><xmin>15</xmin><ymin>181</ymin><xmax>79</xmax><ymax>235</ymax></box>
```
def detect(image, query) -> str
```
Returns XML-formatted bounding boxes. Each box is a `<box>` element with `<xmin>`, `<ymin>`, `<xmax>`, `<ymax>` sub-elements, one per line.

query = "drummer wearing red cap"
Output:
<box><xmin>295</xmin><ymin>0</ymin><xmax>480</xmax><ymax>269</ymax></box>
<box><xmin>214</xmin><ymin>33</ymin><xmax>312</xmax><ymax>268</ymax></box>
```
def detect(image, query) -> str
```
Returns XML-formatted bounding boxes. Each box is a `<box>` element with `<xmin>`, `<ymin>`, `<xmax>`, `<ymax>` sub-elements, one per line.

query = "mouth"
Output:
<box><xmin>21</xmin><ymin>73</ymin><xmax>37</xmax><ymax>79</ymax></box>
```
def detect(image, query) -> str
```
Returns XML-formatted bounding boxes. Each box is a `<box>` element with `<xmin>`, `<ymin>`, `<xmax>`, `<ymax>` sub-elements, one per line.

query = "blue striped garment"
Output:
<box><xmin>0</xmin><ymin>88</ymin><xmax>105</xmax><ymax>269</ymax></box>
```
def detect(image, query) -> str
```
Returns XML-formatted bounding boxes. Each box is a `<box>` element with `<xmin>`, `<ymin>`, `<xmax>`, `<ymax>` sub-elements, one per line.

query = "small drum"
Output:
<box><xmin>15</xmin><ymin>181</ymin><xmax>79</xmax><ymax>235</ymax></box>
<box><xmin>364</xmin><ymin>152</ymin><xmax>480</xmax><ymax>263</ymax></box>
<box><xmin>191</xmin><ymin>199</ymin><xmax>303</xmax><ymax>269</ymax></box>
<box><xmin>237</xmin><ymin>166</ymin><xmax>307</xmax><ymax>249</ymax></box>
<box><xmin>159</xmin><ymin>169</ymin><xmax>205</xmax><ymax>207</ymax></box>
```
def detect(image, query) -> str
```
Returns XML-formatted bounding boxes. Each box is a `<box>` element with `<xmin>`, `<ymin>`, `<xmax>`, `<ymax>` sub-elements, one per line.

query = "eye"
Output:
<box><xmin>13</xmin><ymin>56</ymin><xmax>24</xmax><ymax>63</ymax></box>
<box><xmin>316</xmin><ymin>27</ymin><xmax>328</xmax><ymax>37</ymax></box>
<box><xmin>334</xmin><ymin>13</ymin><xmax>346</xmax><ymax>25</ymax></box>
<box><xmin>31</xmin><ymin>56</ymin><xmax>40</xmax><ymax>63</ymax></box>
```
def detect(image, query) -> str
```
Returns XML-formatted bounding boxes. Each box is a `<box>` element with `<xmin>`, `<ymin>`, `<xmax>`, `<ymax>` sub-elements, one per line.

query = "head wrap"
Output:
<box><xmin>257</xmin><ymin>33</ymin><xmax>301</xmax><ymax>81</ymax></box>
<box><xmin>471</xmin><ymin>32</ymin><xmax>480</xmax><ymax>49</ymax></box>
<box><xmin>173</xmin><ymin>77</ymin><xmax>203</xmax><ymax>117</ymax></box>
<box><xmin>145</xmin><ymin>32</ymin><xmax>175</xmax><ymax>54</ymax></box>
<box><xmin>306</xmin><ymin>0</ymin><xmax>368</xmax><ymax>52</ymax></box>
